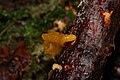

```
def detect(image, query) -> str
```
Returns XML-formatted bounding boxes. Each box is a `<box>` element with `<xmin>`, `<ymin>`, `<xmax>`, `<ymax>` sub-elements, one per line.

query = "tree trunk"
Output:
<box><xmin>49</xmin><ymin>0</ymin><xmax>120</xmax><ymax>80</ymax></box>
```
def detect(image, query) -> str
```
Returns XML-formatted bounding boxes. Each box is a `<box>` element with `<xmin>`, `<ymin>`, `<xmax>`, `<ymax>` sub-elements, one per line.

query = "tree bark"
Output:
<box><xmin>49</xmin><ymin>0</ymin><xmax>120</xmax><ymax>80</ymax></box>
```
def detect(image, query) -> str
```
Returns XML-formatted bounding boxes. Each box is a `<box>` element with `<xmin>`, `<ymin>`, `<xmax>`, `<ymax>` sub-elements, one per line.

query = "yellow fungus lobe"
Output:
<box><xmin>42</xmin><ymin>32</ymin><xmax>76</xmax><ymax>58</ymax></box>
<box><xmin>52</xmin><ymin>63</ymin><xmax>62</xmax><ymax>71</ymax></box>
<box><xmin>103</xmin><ymin>11</ymin><xmax>113</xmax><ymax>27</ymax></box>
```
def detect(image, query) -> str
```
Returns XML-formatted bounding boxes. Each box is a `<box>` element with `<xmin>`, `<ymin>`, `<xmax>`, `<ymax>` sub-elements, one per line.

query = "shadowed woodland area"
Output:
<box><xmin>0</xmin><ymin>0</ymin><xmax>79</xmax><ymax>80</ymax></box>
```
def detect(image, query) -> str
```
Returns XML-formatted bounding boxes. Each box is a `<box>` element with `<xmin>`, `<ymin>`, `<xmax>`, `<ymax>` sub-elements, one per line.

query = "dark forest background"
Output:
<box><xmin>0</xmin><ymin>0</ymin><xmax>120</xmax><ymax>80</ymax></box>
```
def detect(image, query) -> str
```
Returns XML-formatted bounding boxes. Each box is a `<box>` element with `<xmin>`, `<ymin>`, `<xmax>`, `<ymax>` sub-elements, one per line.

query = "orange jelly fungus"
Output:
<box><xmin>103</xmin><ymin>11</ymin><xmax>113</xmax><ymax>27</ymax></box>
<box><xmin>42</xmin><ymin>32</ymin><xmax>76</xmax><ymax>59</ymax></box>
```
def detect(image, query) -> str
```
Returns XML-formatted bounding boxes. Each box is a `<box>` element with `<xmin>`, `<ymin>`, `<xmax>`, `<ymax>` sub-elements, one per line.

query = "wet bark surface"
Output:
<box><xmin>49</xmin><ymin>0</ymin><xmax>120</xmax><ymax>80</ymax></box>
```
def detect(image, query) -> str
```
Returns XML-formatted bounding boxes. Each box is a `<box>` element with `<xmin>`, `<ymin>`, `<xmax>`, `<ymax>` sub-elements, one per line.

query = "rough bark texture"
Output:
<box><xmin>49</xmin><ymin>0</ymin><xmax>120</xmax><ymax>80</ymax></box>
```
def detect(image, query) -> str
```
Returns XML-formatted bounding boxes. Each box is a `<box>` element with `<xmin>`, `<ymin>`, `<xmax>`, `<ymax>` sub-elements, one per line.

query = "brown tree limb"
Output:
<box><xmin>49</xmin><ymin>0</ymin><xmax>120</xmax><ymax>80</ymax></box>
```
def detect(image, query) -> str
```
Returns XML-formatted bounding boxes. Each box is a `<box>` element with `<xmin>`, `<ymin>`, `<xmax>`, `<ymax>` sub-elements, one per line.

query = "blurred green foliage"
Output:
<box><xmin>0</xmin><ymin>0</ymin><xmax>79</xmax><ymax>80</ymax></box>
